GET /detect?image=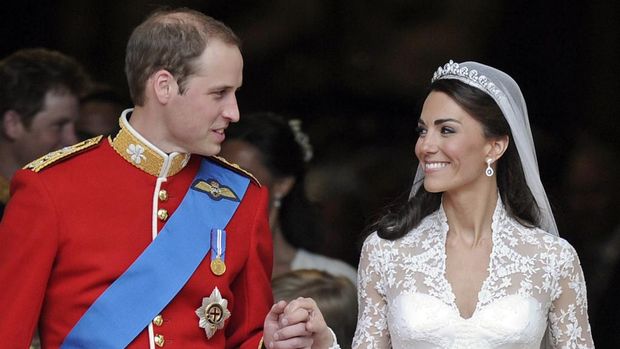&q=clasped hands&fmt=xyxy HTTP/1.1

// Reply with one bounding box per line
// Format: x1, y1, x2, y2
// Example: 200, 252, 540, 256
263, 297, 334, 349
